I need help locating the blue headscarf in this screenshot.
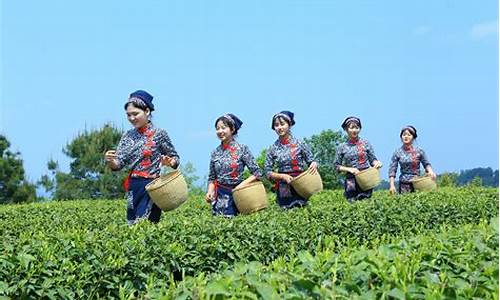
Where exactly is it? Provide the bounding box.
[128,90,155,111]
[341,116,361,130]
[271,111,295,129]
[223,113,243,131]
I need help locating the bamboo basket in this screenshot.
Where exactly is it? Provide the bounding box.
[290,169,323,199]
[145,170,188,211]
[233,181,268,215]
[355,167,381,191]
[411,175,437,192]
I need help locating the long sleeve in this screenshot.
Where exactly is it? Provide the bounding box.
[419,148,431,168]
[207,152,217,182]
[263,146,276,179]
[242,145,263,178]
[158,130,180,162]
[388,151,399,178]
[116,134,133,170]
[300,139,314,165]
[334,145,345,171]
[365,141,378,164]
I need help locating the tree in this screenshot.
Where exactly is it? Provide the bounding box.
[241,149,274,191]
[0,135,36,204]
[437,172,459,187]
[457,167,498,187]
[255,149,274,191]
[469,176,483,187]
[180,162,203,195]
[39,124,128,200]
[304,129,347,190]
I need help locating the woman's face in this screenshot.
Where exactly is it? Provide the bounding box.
[126,105,150,129]
[346,122,360,139]
[401,130,414,145]
[273,118,290,137]
[216,120,234,143]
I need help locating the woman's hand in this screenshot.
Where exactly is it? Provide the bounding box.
[372,160,383,169]
[348,167,360,175]
[427,170,437,180]
[239,175,259,189]
[205,191,215,203]
[160,155,177,168]
[308,162,318,175]
[105,150,119,169]
[280,174,294,184]
[389,183,397,195]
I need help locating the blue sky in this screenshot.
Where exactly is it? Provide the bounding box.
[1,1,498,191]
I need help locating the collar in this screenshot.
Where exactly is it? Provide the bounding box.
[279,135,293,145]
[348,137,360,145]
[403,144,414,152]
[137,123,152,134]
[222,140,236,150]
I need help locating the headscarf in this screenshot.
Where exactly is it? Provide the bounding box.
[400,125,418,138]
[219,113,243,131]
[341,116,361,130]
[271,111,295,129]
[126,90,155,111]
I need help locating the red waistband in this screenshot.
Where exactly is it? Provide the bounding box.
[123,170,158,191]
[130,170,157,179]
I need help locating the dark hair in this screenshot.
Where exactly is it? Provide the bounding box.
[341,116,362,130]
[124,101,153,119]
[400,126,418,139]
[125,100,150,112]
[215,116,238,136]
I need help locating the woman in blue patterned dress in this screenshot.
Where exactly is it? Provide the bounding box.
[105,90,180,225]
[205,114,263,217]
[264,111,318,209]
[334,116,382,202]
[388,126,436,194]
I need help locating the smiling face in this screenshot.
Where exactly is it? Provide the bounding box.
[401,129,415,145]
[273,117,291,137]
[216,120,234,143]
[346,122,360,139]
[126,104,150,129]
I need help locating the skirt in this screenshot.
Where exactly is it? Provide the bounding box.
[275,172,307,209]
[126,177,162,225]
[212,183,239,217]
[398,181,415,194]
[344,174,373,203]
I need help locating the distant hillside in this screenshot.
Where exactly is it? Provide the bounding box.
[456,167,498,187]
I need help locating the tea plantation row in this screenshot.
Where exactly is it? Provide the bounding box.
[0,187,497,298]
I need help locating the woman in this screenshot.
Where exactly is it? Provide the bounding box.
[264,111,318,209]
[388,125,436,194]
[205,114,262,217]
[105,90,180,225]
[335,116,382,202]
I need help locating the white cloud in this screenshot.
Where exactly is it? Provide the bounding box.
[413,26,432,36]
[470,20,498,40]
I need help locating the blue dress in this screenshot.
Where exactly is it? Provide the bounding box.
[208,140,262,217]
[116,123,180,224]
[334,138,378,202]
[264,135,314,209]
[388,145,432,193]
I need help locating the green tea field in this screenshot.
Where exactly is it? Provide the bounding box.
[0,187,498,299]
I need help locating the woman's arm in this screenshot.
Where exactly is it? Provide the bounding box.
[389,177,397,195]
[205,181,216,203]
[159,130,180,169]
